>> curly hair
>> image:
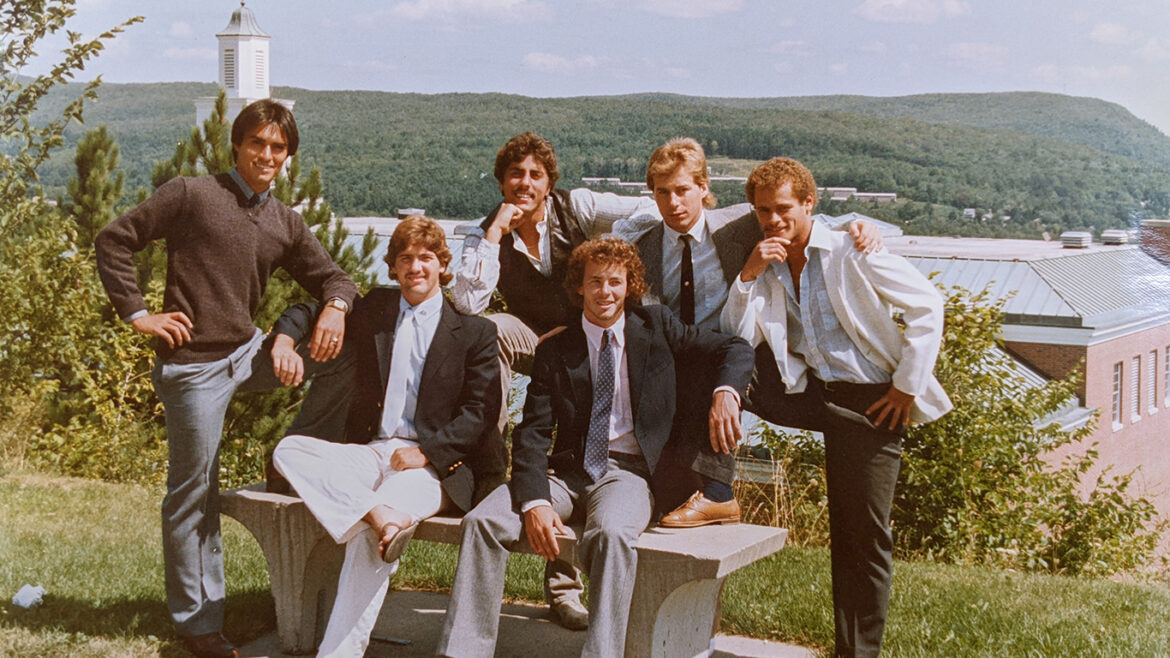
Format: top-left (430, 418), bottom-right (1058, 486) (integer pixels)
top-left (645, 137), bottom-right (716, 209)
top-left (384, 215), bottom-right (454, 286)
top-left (231, 99), bottom-right (299, 162)
top-left (494, 132), bottom-right (559, 189)
top-left (745, 157), bottom-right (818, 207)
top-left (564, 237), bottom-right (648, 307)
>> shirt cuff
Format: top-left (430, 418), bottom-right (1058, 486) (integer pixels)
top-left (521, 499), bottom-right (552, 513)
top-left (713, 385), bottom-right (741, 407)
top-left (123, 309), bottom-right (148, 324)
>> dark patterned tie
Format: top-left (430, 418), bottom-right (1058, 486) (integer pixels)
top-left (680, 235), bottom-right (695, 325)
top-left (583, 329), bottom-right (615, 482)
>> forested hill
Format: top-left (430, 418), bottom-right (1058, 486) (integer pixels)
top-left (637, 91), bottom-right (1170, 169)
top-left (32, 82), bottom-right (1170, 233)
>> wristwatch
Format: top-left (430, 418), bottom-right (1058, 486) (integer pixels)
top-left (325, 297), bottom-right (349, 313)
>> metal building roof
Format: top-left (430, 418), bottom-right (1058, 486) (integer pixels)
top-left (813, 212), bottom-right (904, 237)
top-left (892, 238), bottom-right (1170, 328)
top-left (219, 2), bottom-right (269, 38)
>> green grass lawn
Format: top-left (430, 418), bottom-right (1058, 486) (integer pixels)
top-left (5, 470), bottom-right (1170, 657)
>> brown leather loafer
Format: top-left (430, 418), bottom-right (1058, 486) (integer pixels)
top-left (659, 491), bottom-right (741, 527)
top-left (180, 632), bottom-right (238, 658)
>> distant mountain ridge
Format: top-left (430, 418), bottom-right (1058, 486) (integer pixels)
top-left (32, 82), bottom-right (1170, 232)
top-left (622, 91), bottom-right (1170, 169)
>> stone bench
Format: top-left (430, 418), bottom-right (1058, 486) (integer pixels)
top-left (221, 484), bottom-right (787, 657)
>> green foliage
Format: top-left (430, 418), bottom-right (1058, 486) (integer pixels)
top-left (27, 85), bottom-right (1170, 232)
top-left (59, 124), bottom-right (123, 246)
top-left (0, 1), bottom-right (142, 464)
top-left (735, 426), bottom-right (829, 547)
top-left (893, 285), bottom-right (1163, 575)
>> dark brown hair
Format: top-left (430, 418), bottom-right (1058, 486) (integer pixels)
top-left (231, 99), bottom-right (299, 162)
top-left (494, 132), bottom-right (559, 188)
top-left (384, 215), bottom-right (454, 286)
top-left (564, 237), bottom-right (648, 307)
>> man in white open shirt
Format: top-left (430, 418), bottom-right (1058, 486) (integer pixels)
top-left (451, 132), bottom-right (658, 628)
top-left (721, 158), bottom-right (952, 658)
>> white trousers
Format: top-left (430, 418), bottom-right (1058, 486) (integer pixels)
top-left (273, 434), bottom-right (447, 658)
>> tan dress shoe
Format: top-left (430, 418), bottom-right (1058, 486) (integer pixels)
top-left (659, 491), bottom-right (741, 527)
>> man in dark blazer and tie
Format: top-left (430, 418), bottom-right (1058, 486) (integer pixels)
top-left (437, 237), bottom-right (754, 657)
top-left (270, 216), bottom-right (505, 657)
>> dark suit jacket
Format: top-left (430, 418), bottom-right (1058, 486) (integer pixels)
top-left (275, 288), bottom-right (506, 512)
top-left (509, 304), bottom-right (754, 505)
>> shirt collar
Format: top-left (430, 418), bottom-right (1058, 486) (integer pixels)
top-left (662, 211), bottom-right (709, 244)
top-left (582, 312), bottom-right (626, 350)
top-left (400, 291), bottom-right (444, 320)
top-left (229, 168), bottom-right (270, 205)
top-left (807, 219), bottom-right (832, 252)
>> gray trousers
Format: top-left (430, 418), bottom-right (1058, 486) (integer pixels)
top-left (151, 329), bottom-right (354, 636)
top-left (487, 313), bottom-right (585, 606)
top-left (437, 457), bottom-right (653, 658)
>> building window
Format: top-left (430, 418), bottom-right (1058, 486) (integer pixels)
top-left (223, 49), bottom-right (236, 88)
top-left (1130, 356), bottom-right (1141, 421)
top-left (255, 51), bottom-right (266, 88)
top-left (1113, 361), bottom-right (1123, 429)
top-left (1149, 350), bottom-right (1158, 414)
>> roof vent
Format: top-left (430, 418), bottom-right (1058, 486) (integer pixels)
top-left (1101, 229), bottom-right (1127, 245)
top-left (1060, 231), bottom-right (1092, 249)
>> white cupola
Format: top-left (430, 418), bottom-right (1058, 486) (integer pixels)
top-left (217, 2), bottom-right (270, 100)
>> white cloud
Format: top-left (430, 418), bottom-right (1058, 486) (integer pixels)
top-left (638, 0), bottom-right (743, 19)
top-left (861, 41), bottom-right (888, 53)
top-left (389, 0), bottom-right (550, 23)
top-left (1089, 22), bottom-right (1132, 46)
top-left (1033, 63), bottom-right (1136, 83)
top-left (945, 42), bottom-right (1008, 72)
top-left (164, 47), bottom-right (216, 61)
top-left (854, 0), bottom-right (968, 24)
top-left (169, 22), bottom-right (192, 38)
top-left (762, 41), bottom-right (805, 55)
top-left (828, 62), bottom-right (848, 75)
top-left (522, 52), bottom-right (606, 74)
top-left (1141, 38), bottom-right (1170, 61)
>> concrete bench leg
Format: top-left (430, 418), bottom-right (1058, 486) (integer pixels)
top-left (221, 492), bottom-right (344, 655)
top-left (624, 564), bottom-right (726, 658)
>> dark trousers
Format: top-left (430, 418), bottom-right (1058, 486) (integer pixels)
top-left (748, 345), bottom-right (902, 658)
top-left (652, 355), bottom-right (737, 515)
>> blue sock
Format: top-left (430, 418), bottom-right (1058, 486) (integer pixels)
top-left (700, 476), bottom-right (734, 503)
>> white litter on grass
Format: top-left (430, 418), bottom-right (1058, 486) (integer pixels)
top-left (12, 584), bottom-right (46, 609)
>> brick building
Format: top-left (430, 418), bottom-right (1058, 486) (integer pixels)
top-left (887, 233), bottom-right (1170, 524)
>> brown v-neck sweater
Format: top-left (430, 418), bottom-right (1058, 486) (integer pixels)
top-left (95, 173), bottom-right (357, 363)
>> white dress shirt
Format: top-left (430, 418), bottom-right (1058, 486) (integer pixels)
top-left (452, 188), bottom-right (659, 315)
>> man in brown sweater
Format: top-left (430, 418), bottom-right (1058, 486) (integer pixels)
top-left (95, 100), bottom-right (357, 658)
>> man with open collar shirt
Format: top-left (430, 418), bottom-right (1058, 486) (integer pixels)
top-left (722, 157), bottom-right (951, 658)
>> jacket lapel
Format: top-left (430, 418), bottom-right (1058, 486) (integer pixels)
top-left (624, 311), bottom-right (649, 421)
top-left (560, 321), bottom-right (593, 418)
top-left (639, 223), bottom-right (665, 299)
top-left (375, 292), bottom-right (400, 391)
top-left (419, 300), bottom-right (459, 396)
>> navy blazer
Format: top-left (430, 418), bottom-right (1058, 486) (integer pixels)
top-left (274, 288), bottom-right (506, 512)
top-left (509, 304), bottom-right (754, 505)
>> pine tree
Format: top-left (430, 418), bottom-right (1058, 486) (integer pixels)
top-left (61, 125), bottom-right (125, 247)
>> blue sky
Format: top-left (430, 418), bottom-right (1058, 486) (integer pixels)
top-left (30, 0), bottom-right (1170, 135)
